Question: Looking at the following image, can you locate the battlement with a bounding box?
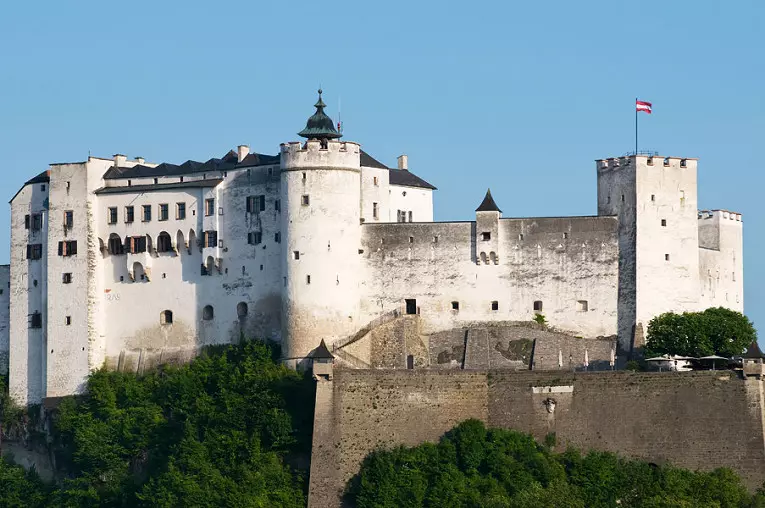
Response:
[698,209,743,223]
[596,155,698,172]
[280,139,360,170]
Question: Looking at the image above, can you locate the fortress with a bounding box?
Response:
[0,90,744,405]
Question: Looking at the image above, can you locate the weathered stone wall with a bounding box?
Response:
[0,265,9,374]
[308,369,765,507]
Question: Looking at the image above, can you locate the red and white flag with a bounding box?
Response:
[636,100,652,114]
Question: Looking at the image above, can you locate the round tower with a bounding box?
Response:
[281,90,361,367]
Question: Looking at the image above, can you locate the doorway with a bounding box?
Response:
[405,299,417,315]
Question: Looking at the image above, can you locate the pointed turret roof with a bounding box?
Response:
[298,89,342,140]
[310,339,334,359]
[476,188,502,213]
[743,341,765,359]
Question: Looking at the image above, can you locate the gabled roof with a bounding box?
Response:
[102,151,279,180]
[309,339,334,359]
[743,341,765,359]
[359,150,436,190]
[93,179,223,195]
[476,188,502,213]
[360,150,388,169]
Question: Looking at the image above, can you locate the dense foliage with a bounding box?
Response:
[347,419,765,508]
[0,340,314,507]
[645,307,757,358]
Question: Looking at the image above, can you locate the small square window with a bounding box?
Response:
[293,251,300,260]
[302,172,307,181]
[481,232,491,241]
[533,300,543,312]
[409,236,414,243]
[62,273,72,284]
[433,236,439,243]
[301,195,310,206]
[491,301,499,311]
[663,157,670,167]
[577,300,588,312]
[647,157,654,166]
[373,176,379,186]
[451,301,459,311]
[665,254,670,261]
[65,316,72,326]
[651,194,655,202]
[563,232,569,239]
[519,234,524,241]
[661,219,666,227]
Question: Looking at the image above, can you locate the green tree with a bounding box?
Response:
[645,307,756,358]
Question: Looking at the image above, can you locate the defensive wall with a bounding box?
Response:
[307,369,765,507]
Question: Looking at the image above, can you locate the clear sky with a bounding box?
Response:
[1,0,763,332]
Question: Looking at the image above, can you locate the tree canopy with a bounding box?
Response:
[0,340,314,507]
[347,419,765,508]
[645,307,757,358]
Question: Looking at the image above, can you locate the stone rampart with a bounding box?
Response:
[307,369,765,507]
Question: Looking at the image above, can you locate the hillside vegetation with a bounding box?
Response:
[0,340,314,507]
[347,419,765,508]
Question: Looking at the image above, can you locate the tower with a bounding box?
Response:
[597,155,701,353]
[280,90,362,367]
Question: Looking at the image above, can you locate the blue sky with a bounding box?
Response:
[1,0,763,332]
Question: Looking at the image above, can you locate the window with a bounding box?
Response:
[202,305,214,320]
[651,194,655,202]
[275,199,281,212]
[434,236,439,243]
[142,205,151,222]
[237,302,248,319]
[519,234,524,241]
[373,202,379,219]
[31,214,42,231]
[302,172,307,181]
[563,232,569,239]
[160,310,173,325]
[665,254,670,261]
[62,273,72,284]
[109,236,124,255]
[127,236,146,254]
[408,211,413,222]
[405,299,417,315]
[64,210,73,229]
[125,206,134,223]
[26,244,42,260]
[65,316,72,326]
[306,275,311,285]
[204,231,218,248]
[680,159,687,168]
[301,195,310,206]
[293,251,300,260]
[41,184,45,191]
[647,157,654,166]
[451,301,459,311]
[176,202,186,220]
[621,194,625,202]
[577,300,588,312]
[663,157,670,167]
[29,312,42,329]
[24,214,29,229]
[108,207,118,224]
[373,176,379,186]
[661,219,667,227]
[58,240,78,256]
[491,301,499,311]
[159,204,169,221]
[205,198,215,216]
[248,232,262,245]
[275,232,281,243]
[533,300,543,312]
[481,232,491,241]
[157,232,172,252]
[407,355,414,369]
[409,236,414,243]
[246,195,266,213]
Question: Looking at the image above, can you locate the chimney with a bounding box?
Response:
[113,154,127,167]
[238,145,250,163]
[135,156,145,164]
[397,154,408,171]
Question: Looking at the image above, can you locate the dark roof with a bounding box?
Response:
[360,150,436,189]
[26,170,50,185]
[298,89,342,140]
[103,151,279,180]
[476,189,502,213]
[743,341,765,359]
[94,179,223,195]
[309,339,334,359]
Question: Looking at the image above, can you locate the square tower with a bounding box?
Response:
[597,155,701,353]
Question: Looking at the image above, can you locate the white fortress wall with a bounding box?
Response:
[698,210,744,311]
[0,265,10,375]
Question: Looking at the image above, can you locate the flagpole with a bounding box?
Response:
[635,97,638,154]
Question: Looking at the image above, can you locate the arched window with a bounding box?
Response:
[490,251,498,264]
[237,302,248,319]
[108,233,124,255]
[133,262,147,282]
[157,231,173,253]
[202,305,214,320]
[205,256,215,275]
[160,310,173,325]
[480,252,488,264]
[176,230,185,254]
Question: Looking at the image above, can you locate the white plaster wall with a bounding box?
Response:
[360,166,390,224]
[9,180,49,404]
[281,140,362,361]
[698,210,744,311]
[0,265,10,375]
[359,216,619,339]
[388,184,433,222]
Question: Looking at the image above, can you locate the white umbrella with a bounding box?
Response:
[558,349,563,368]
[610,347,615,369]
[584,349,589,370]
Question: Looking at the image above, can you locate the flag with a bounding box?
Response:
[636,100,652,114]
[337,121,342,133]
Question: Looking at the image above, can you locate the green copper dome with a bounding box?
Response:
[298,89,342,140]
